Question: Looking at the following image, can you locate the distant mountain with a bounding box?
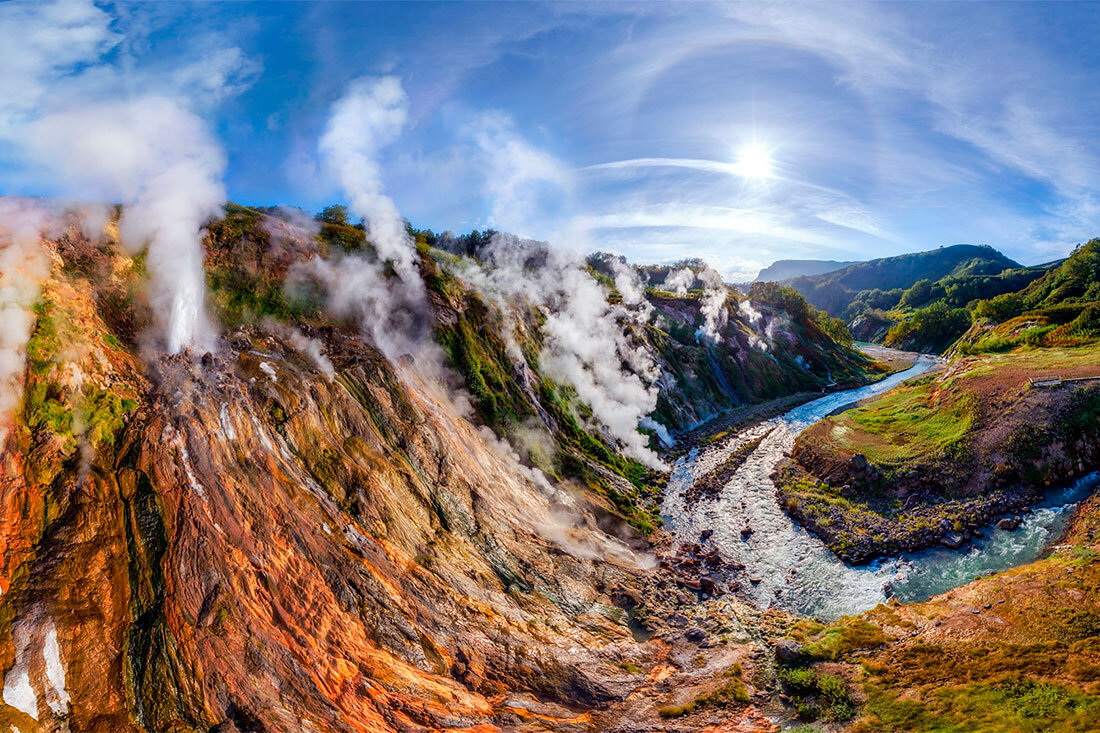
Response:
[785,244,1020,316]
[753,259,861,283]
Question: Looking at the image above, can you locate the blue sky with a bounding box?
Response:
[3,1,1100,280]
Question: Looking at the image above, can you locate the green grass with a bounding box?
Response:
[860,675,1100,732]
[834,380,977,465]
[22,293,139,453]
[778,666,856,722]
[788,618,888,661]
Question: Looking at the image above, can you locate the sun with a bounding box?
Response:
[734,141,774,179]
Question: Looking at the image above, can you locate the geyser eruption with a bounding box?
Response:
[31,97,225,353]
[316,76,431,360]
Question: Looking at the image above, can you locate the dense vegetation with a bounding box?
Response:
[784,244,1020,317]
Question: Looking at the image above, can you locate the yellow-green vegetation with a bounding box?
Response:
[779,342,1100,561]
[787,617,888,661]
[813,343,1100,470]
[658,679,751,718]
[204,203,325,327]
[858,675,1099,732]
[23,288,140,456]
[831,374,978,466]
[836,493,1100,731]
[777,666,856,722]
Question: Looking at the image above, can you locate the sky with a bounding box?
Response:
[2,1,1100,281]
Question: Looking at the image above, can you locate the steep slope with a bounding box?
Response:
[0,205,880,731]
[845,261,1057,352]
[953,239,1100,355]
[753,259,860,283]
[786,244,1020,317]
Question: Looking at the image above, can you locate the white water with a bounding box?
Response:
[663,356,1098,620]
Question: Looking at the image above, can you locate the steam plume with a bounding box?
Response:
[0,200,55,454]
[320,77,415,276]
[664,267,694,296]
[694,266,730,343]
[31,97,225,353]
[451,237,667,468]
[315,77,431,361]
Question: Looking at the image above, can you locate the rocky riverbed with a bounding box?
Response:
[662,352,1099,620]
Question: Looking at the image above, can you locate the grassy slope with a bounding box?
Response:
[872,239,1099,356]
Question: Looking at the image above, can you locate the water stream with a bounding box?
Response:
[663,355,1099,620]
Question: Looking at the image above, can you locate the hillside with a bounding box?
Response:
[951,239,1100,355]
[786,244,1020,317]
[842,261,1058,353]
[874,239,1099,357]
[754,258,861,283]
[774,239,1100,562]
[0,203,881,731]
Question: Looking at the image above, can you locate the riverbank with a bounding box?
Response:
[668,343,917,460]
[776,344,1100,563]
[661,355,942,620]
[782,487,1100,731]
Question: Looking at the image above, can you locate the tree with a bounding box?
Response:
[317,204,349,226]
[899,279,933,308]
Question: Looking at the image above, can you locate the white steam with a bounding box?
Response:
[0,200,56,454]
[451,237,667,469]
[739,299,770,351]
[315,76,431,362]
[739,298,764,325]
[30,97,226,354]
[694,266,730,343]
[664,267,694,296]
[262,319,334,381]
[319,77,416,275]
[611,258,654,325]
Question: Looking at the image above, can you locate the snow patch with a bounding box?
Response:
[42,620,68,716]
[2,619,36,720]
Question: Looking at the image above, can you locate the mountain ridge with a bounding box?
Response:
[753,258,861,283]
[785,244,1021,316]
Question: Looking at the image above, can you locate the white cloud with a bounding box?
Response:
[465,111,574,240]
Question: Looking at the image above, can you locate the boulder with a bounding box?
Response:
[774,639,802,663]
[997,516,1021,531]
[683,627,707,643]
[940,532,966,549]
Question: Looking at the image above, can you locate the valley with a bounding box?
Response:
[0,206,1097,732]
[2,3,1099,731]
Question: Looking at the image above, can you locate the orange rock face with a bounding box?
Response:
[0,232,666,732]
[0,221,833,732]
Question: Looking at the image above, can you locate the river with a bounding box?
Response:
[662,354,1099,620]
